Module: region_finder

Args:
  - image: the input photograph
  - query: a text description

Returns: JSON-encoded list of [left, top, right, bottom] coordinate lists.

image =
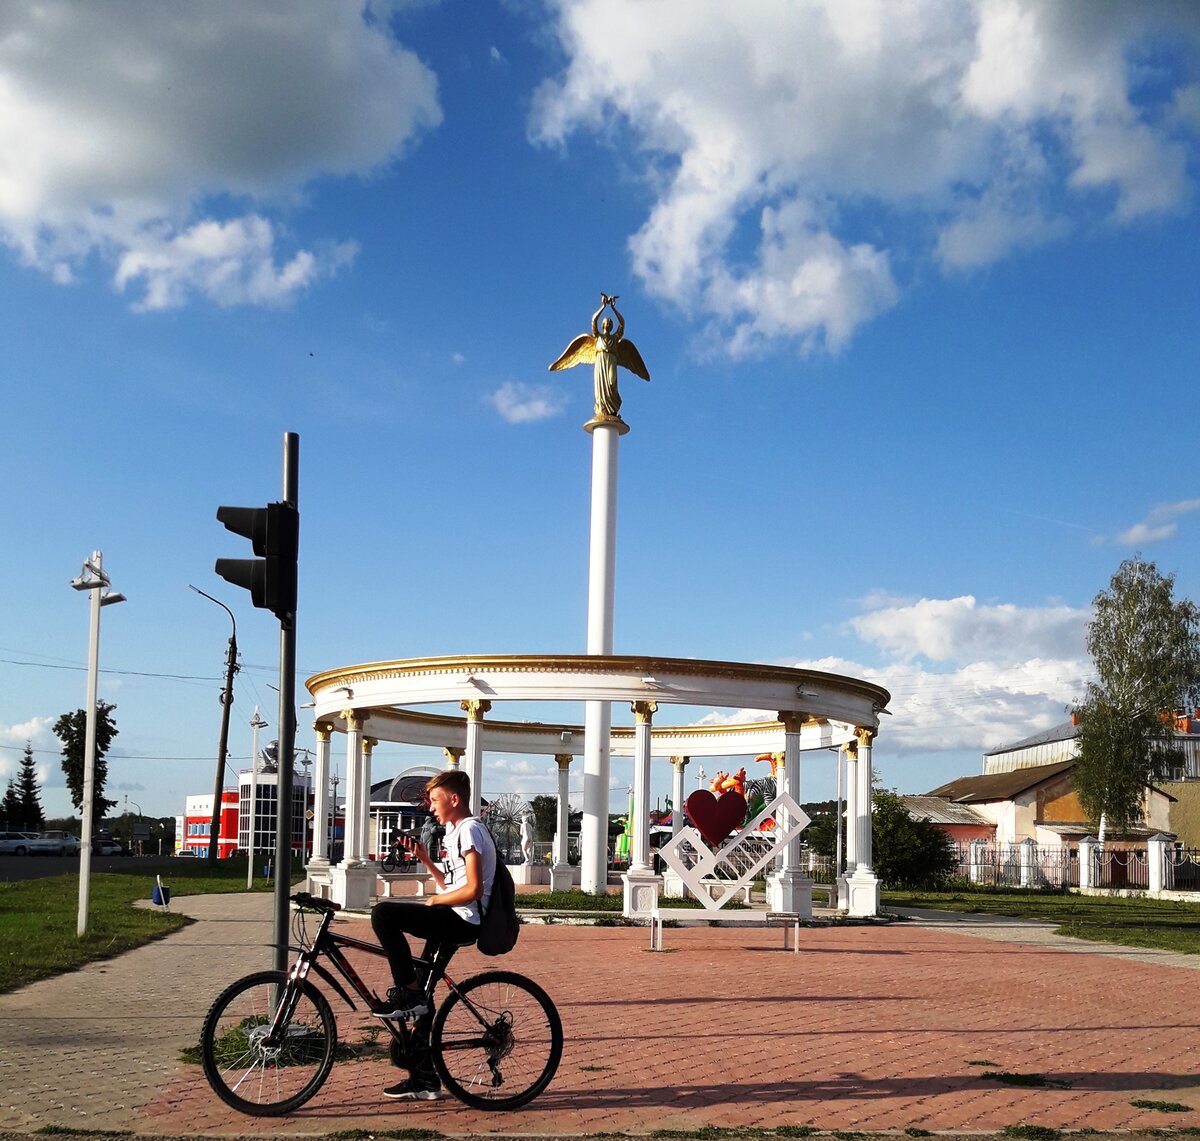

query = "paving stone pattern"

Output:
[[2, 893, 1199, 1135]]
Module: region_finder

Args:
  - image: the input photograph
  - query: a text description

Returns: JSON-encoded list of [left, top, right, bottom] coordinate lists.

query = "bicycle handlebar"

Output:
[[291, 891, 342, 914]]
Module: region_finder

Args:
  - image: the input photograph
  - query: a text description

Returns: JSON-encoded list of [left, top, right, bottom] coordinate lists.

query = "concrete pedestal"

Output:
[[330, 863, 376, 911], [305, 857, 333, 899], [510, 862, 549, 887], [836, 874, 850, 911], [622, 870, 662, 918], [661, 868, 689, 899], [549, 863, 574, 892], [767, 869, 814, 918], [845, 868, 880, 917]]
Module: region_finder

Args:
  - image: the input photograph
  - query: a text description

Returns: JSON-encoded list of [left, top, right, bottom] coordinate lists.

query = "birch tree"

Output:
[[1074, 558, 1200, 836]]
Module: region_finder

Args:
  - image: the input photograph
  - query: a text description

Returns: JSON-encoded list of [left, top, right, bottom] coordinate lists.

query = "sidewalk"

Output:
[[2, 893, 1200, 1136]]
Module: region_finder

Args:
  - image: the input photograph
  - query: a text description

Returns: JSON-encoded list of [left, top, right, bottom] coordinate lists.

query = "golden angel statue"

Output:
[[548, 294, 650, 419]]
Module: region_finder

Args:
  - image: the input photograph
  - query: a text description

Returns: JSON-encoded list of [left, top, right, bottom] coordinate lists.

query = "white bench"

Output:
[[648, 906, 804, 952], [376, 872, 429, 899]]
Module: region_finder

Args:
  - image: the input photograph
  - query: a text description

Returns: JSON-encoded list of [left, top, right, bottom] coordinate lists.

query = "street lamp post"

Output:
[[71, 551, 125, 938], [247, 706, 268, 890], [125, 795, 142, 854]]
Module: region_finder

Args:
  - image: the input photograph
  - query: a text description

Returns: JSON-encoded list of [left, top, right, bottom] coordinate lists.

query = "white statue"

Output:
[[520, 815, 535, 864]]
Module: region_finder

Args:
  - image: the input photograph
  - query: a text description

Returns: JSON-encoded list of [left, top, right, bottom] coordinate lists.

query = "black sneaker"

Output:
[[371, 987, 429, 1020], [383, 1077, 443, 1101]]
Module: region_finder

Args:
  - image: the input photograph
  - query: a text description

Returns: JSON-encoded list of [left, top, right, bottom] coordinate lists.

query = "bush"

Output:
[[872, 789, 956, 889]]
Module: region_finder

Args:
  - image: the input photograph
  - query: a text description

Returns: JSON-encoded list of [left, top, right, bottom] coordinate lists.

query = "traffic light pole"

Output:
[[273, 432, 299, 971]]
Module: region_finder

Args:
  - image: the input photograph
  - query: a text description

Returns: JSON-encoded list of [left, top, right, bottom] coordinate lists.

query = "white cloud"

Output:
[[849, 594, 1089, 663], [1111, 499, 1200, 546], [0, 1, 441, 308], [489, 381, 567, 424], [533, 0, 1200, 355]]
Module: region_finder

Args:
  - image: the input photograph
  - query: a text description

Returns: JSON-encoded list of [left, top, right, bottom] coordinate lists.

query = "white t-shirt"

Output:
[[441, 816, 497, 926]]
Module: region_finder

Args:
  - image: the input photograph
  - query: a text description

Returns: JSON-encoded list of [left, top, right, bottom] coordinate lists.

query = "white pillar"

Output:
[[460, 700, 490, 817], [361, 737, 377, 858], [846, 727, 880, 918], [341, 709, 365, 865], [551, 754, 574, 891], [308, 721, 333, 865], [1078, 835, 1099, 889], [443, 746, 463, 771], [838, 740, 859, 911], [329, 708, 374, 910], [769, 712, 812, 917], [1147, 833, 1171, 893], [670, 756, 688, 838], [622, 700, 661, 916], [581, 416, 626, 894], [1019, 836, 1037, 888], [969, 838, 987, 884]]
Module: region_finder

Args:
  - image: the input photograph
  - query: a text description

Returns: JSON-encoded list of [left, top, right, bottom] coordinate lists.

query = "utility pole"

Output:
[[191, 586, 239, 863]]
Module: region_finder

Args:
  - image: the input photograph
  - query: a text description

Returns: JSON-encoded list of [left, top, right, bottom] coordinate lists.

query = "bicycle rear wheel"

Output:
[[430, 970, 562, 1109], [200, 969, 337, 1116], [382, 850, 399, 872]]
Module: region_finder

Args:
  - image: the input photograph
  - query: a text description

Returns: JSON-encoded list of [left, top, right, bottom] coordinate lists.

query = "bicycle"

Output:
[[199, 891, 562, 1116], [381, 842, 417, 873]]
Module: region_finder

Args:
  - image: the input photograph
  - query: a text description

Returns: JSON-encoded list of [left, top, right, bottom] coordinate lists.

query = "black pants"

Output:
[[371, 901, 478, 990]]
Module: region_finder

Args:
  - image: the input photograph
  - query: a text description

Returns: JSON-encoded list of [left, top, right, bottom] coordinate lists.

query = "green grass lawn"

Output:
[[883, 887, 1200, 955], [0, 859, 273, 993]]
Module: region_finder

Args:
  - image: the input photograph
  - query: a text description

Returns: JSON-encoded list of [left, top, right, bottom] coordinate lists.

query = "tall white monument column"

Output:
[[461, 700, 490, 816], [846, 727, 880, 917], [623, 700, 661, 916], [551, 753, 574, 891], [768, 711, 813, 917], [580, 414, 627, 893], [331, 708, 374, 909]]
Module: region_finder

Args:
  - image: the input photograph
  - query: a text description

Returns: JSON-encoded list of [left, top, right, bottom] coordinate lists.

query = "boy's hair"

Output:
[[426, 768, 471, 804]]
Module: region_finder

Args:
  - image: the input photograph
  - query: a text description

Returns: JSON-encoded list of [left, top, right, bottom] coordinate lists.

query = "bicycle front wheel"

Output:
[[431, 970, 563, 1109], [382, 851, 399, 872], [200, 969, 337, 1116]]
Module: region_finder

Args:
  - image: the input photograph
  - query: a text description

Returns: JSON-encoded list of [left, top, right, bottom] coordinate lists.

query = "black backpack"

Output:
[[458, 829, 521, 956]]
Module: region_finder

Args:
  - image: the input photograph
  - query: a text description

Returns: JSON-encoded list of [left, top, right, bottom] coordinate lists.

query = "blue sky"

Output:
[[2, 0, 1199, 823]]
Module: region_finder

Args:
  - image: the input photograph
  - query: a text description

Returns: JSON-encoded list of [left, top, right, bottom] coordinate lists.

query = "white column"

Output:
[[443, 746, 463, 771], [1019, 836, 1037, 888], [308, 721, 333, 865], [629, 702, 656, 872], [768, 712, 812, 916], [846, 727, 880, 918], [1078, 835, 1098, 889], [670, 756, 688, 838], [1147, 833, 1171, 893], [329, 708, 374, 910], [581, 417, 626, 894], [361, 737, 377, 858], [622, 700, 661, 916], [550, 754, 574, 892], [341, 709, 365, 865], [461, 700, 490, 817], [838, 739, 858, 910]]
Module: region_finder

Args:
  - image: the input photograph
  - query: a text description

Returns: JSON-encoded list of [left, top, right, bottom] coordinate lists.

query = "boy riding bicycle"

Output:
[[370, 769, 497, 1100]]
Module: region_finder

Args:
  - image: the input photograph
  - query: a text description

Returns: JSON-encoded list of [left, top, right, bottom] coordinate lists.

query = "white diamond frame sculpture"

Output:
[[658, 792, 810, 911]]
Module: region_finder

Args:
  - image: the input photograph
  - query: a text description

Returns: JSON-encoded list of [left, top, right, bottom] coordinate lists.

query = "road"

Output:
[[0, 853, 180, 882]]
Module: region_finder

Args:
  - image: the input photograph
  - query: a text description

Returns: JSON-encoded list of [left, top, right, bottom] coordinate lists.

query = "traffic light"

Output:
[[215, 501, 299, 623]]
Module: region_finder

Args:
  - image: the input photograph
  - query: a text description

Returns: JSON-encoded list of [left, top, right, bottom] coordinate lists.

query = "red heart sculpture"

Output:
[[685, 790, 748, 847]]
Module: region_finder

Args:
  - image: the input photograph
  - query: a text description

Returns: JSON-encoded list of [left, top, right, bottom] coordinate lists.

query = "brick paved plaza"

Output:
[[1, 893, 1198, 1136]]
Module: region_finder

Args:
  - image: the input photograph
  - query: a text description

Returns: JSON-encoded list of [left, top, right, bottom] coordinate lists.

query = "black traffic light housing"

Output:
[[215, 501, 299, 623]]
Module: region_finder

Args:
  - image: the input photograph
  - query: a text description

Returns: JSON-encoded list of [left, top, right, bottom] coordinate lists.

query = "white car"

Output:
[[0, 831, 40, 855], [28, 831, 82, 856]]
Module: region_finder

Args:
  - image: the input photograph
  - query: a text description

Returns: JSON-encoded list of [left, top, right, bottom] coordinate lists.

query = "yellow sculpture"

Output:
[[549, 294, 650, 420]]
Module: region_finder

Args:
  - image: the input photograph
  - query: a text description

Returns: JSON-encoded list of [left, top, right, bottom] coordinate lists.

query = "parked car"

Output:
[[28, 831, 82, 856], [92, 837, 129, 856], [0, 831, 40, 855], [173, 848, 198, 858]]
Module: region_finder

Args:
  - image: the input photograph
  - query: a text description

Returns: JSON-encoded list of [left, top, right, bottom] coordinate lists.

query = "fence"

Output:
[[952, 842, 1078, 888]]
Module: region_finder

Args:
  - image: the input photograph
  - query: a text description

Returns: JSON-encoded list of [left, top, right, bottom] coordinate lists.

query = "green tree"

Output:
[[530, 794, 560, 843], [15, 742, 45, 830], [53, 702, 119, 817], [871, 789, 956, 889], [1074, 558, 1200, 836], [1, 781, 20, 827]]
